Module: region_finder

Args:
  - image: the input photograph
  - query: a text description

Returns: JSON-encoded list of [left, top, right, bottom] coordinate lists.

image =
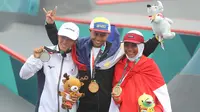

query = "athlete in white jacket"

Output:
[[20, 22, 79, 112]]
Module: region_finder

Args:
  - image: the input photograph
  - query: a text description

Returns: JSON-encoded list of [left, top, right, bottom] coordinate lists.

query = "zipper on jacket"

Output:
[[57, 57, 65, 112]]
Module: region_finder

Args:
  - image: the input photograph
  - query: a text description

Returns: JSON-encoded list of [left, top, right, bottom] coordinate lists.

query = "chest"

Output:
[[43, 54, 78, 82]]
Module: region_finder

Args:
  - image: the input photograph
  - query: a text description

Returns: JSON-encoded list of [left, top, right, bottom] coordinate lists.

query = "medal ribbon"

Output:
[[90, 43, 106, 80], [117, 58, 140, 86]]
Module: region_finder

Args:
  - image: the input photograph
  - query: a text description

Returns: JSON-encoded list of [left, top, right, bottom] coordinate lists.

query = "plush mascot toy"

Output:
[[138, 93, 155, 112], [147, 0, 175, 50], [60, 73, 84, 109]]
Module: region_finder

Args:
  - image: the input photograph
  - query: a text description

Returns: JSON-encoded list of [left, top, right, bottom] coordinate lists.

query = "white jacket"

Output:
[[19, 46, 78, 112]]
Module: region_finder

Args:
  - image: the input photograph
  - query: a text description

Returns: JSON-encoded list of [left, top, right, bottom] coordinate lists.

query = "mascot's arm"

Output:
[[165, 17, 173, 24]]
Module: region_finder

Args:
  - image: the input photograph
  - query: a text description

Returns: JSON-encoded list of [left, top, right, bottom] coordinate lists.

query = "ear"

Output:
[[63, 73, 69, 80], [62, 79, 66, 84], [63, 73, 68, 78], [66, 76, 69, 80], [157, 1, 163, 7], [157, 1, 164, 11]]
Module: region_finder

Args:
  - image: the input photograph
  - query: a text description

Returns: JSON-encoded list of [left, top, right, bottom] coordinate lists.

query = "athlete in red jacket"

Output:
[[109, 30, 172, 112]]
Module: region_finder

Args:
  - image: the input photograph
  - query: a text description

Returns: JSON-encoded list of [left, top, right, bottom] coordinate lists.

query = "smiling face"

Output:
[[124, 42, 138, 58], [138, 93, 155, 108], [90, 30, 109, 47], [142, 98, 154, 108], [58, 35, 76, 52]]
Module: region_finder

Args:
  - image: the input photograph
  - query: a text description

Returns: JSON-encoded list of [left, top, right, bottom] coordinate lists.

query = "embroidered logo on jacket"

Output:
[[48, 65, 55, 69]]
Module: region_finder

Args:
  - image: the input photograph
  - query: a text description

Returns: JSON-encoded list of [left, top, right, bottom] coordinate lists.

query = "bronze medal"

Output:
[[88, 80, 99, 93], [112, 85, 122, 96]]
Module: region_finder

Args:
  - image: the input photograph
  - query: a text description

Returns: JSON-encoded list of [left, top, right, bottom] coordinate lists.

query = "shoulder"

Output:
[[139, 56, 157, 68], [145, 57, 155, 64], [77, 37, 90, 44], [76, 37, 90, 48], [116, 55, 127, 65], [140, 57, 160, 72]]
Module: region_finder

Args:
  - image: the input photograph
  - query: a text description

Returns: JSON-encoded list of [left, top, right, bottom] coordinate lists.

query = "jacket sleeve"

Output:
[[19, 55, 43, 80], [45, 22, 58, 45], [143, 37, 159, 57]]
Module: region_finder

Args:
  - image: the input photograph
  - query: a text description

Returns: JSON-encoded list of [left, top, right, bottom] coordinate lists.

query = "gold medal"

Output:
[[112, 85, 122, 96], [88, 80, 99, 93]]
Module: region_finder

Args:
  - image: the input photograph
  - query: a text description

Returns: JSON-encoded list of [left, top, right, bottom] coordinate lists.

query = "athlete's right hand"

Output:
[[33, 46, 44, 58]]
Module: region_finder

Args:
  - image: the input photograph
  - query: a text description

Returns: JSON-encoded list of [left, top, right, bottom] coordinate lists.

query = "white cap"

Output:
[[58, 22, 79, 40]]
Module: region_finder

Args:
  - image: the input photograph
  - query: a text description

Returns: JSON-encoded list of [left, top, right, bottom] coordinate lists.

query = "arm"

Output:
[[45, 22, 58, 45], [165, 17, 173, 24], [112, 65, 123, 104], [143, 37, 159, 57], [19, 55, 43, 80], [43, 6, 58, 45]]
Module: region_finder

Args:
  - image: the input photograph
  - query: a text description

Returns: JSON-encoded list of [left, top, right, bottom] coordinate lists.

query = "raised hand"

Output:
[[33, 46, 44, 58], [43, 6, 57, 24]]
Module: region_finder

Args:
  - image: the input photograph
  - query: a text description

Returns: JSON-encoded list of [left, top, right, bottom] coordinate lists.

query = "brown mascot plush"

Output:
[[60, 73, 84, 109]]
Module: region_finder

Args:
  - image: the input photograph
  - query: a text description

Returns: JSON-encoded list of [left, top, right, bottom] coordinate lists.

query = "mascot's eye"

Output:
[[142, 100, 143, 102], [71, 86, 78, 92]]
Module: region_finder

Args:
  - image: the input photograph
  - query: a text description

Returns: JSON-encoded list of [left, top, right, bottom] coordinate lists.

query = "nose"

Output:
[[126, 45, 133, 51], [62, 39, 68, 44], [147, 4, 151, 7], [94, 36, 102, 41]]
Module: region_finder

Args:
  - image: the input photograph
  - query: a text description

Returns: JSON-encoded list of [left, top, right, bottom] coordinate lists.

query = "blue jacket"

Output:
[[75, 25, 121, 70]]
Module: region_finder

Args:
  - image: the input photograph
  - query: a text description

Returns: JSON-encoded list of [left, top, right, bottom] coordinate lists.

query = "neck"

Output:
[[92, 43, 102, 48], [91, 41, 106, 48], [58, 47, 71, 53], [93, 46, 101, 48]]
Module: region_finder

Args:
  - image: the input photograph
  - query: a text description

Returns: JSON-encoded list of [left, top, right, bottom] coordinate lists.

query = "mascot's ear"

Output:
[[157, 1, 164, 12], [62, 79, 66, 84], [63, 73, 69, 80]]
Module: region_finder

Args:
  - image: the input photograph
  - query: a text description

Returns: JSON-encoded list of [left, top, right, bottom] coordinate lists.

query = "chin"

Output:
[[93, 43, 102, 47], [127, 55, 136, 58], [60, 47, 68, 51], [95, 45, 101, 47]]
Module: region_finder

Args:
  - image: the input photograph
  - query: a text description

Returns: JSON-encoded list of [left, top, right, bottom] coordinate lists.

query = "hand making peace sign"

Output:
[[43, 6, 57, 24]]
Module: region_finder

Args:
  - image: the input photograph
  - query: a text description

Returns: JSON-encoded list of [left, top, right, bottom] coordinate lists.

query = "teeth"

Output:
[[96, 42, 101, 44]]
